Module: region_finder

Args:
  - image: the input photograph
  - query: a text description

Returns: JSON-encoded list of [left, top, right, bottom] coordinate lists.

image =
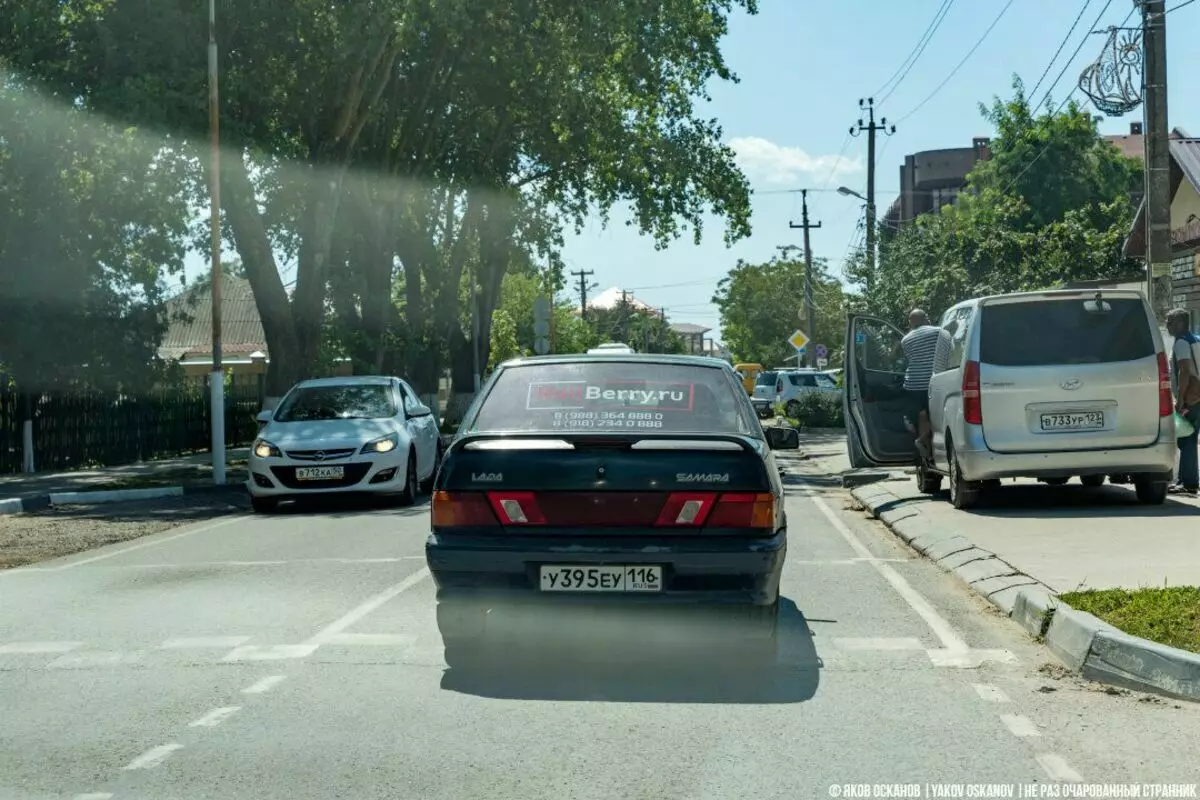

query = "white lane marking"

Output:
[[123, 743, 183, 770], [927, 648, 1017, 668], [833, 637, 924, 651], [323, 633, 418, 647], [47, 516, 248, 570], [188, 706, 242, 728], [0, 641, 82, 654], [806, 492, 970, 651], [1036, 753, 1084, 782], [161, 636, 251, 649], [1000, 714, 1041, 737], [304, 567, 430, 646], [972, 683, 1011, 703], [242, 674, 287, 694], [73, 793, 114, 800], [48, 651, 144, 669], [223, 644, 316, 662]]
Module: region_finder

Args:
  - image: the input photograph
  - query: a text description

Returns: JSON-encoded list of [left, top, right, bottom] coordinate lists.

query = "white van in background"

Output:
[[844, 290, 1175, 509]]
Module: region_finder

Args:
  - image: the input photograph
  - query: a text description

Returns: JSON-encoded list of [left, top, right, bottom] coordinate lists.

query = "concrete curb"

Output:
[[850, 483, 1200, 702], [49, 486, 185, 506], [0, 497, 24, 515]]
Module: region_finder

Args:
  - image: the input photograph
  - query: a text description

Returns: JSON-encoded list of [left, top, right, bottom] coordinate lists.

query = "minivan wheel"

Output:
[[1042, 477, 1070, 486], [785, 400, 802, 418], [916, 463, 943, 494], [947, 444, 980, 510], [1080, 475, 1105, 488], [397, 451, 418, 506], [1135, 479, 1168, 505]]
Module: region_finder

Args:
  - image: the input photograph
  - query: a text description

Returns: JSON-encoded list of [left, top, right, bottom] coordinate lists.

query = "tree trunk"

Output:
[[221, 150, 300, 400], [293, 171, 347, 378]]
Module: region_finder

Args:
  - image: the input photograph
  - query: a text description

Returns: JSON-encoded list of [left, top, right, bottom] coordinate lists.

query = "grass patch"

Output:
[[1060, 586, 1200, 654]]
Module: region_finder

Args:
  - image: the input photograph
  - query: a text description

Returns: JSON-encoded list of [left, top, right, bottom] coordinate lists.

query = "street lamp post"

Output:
[[208, 0, 226, 485]]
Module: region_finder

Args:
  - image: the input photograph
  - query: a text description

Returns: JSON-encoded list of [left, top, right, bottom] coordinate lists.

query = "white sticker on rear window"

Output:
[[526, 381, 694, 412]]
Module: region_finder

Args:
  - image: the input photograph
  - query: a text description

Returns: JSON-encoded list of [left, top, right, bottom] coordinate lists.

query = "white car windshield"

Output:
[[274, 385, 396, 422]]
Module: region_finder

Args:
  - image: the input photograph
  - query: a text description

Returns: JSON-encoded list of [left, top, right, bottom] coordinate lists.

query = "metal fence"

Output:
[[0, 385, 262, 474]]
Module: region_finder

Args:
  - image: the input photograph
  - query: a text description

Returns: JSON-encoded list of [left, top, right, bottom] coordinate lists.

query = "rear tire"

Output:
[[916, 463, 943, 494], [1080, 475, 1106, 488], [419, 441, 443, 494], [1135, 479, 1168, 505], [785, 400, 801, 418], [250, 496, 278, 514], [947, 443, 980, 510], [1042, 477, 1070, 486]]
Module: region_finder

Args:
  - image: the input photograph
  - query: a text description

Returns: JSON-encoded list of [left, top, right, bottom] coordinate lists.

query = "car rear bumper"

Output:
[[956, 421, 1176, 481], [425, 530, 786, 606]]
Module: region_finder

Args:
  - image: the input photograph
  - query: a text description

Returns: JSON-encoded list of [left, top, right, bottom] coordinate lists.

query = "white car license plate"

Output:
[[295, 466, 345, 481], [539, 565, 663, 593], [1040, 411, 1104, 431]]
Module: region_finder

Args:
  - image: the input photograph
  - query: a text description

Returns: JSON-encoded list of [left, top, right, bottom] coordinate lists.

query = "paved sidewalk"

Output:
[[809, 432, 1200, 593], [0, 449, 250, 504]]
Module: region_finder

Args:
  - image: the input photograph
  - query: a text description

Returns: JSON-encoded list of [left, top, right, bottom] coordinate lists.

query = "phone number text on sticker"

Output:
[[527, 381, 694, 411]]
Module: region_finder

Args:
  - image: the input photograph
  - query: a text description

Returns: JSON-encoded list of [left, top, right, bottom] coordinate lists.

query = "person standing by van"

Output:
[[900, 309, 949, 460], [1167, 308, 1200, 495]]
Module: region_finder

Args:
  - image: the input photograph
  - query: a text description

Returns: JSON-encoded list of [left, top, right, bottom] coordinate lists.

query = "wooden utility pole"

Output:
[[571, 269, 595, 322], [1141, 0, 1171, 320], [789, 189, 822, 367], [849, 98, 895, 297]]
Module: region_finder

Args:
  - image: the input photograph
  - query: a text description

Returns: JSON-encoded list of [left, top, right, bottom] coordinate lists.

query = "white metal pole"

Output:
[[208, 0, 226, 485]]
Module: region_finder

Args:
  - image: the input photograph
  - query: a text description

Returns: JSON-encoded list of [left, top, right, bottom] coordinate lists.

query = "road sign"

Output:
[[533, 296, 552, 355], [815, 343, 828, 359], [534, 336, 550, 355], [787, 329, 810, 351], [817, 357, 828, 369]]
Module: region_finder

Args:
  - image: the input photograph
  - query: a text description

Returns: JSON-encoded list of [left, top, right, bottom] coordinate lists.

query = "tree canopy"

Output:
[[850, 80, 1142, 327]]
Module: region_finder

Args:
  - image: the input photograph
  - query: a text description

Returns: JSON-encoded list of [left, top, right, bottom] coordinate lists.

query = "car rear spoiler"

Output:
[[447, 431, 759, 455]]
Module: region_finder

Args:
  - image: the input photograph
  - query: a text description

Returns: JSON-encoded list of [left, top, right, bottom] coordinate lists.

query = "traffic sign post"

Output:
[[815, 343, 828, 360], [533, 297, 551, 355]]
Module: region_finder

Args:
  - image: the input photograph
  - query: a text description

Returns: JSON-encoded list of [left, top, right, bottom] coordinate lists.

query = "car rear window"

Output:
[[755, 371, 777, 386], [469, 362, 757, 435], [979, 298, 1155, 367], [274, 384, 396, 421], [788, 373, 817, 387]]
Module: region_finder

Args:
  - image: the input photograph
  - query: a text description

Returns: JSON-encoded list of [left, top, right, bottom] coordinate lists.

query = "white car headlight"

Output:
[[361, 434, 399, 454], [254, 439, 282, 459]]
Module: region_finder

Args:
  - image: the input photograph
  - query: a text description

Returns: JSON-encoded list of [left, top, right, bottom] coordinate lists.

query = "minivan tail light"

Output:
[[431, 491, 498, 527], [776, 379, 783, 393], [963, 360, 982, 425], [707, 493, 775, 529], [485, 491, 547, 525], [1158, 352, 1172, 417]]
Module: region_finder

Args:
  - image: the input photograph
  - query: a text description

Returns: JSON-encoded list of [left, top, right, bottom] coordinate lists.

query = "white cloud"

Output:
[[728, 136, 862, 186]]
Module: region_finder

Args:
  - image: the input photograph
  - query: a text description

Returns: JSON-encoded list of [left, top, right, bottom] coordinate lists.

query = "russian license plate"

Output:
[[1039, 411, 1104, 431], [539, 565, 663, 593], [295, 465, 345, 481]]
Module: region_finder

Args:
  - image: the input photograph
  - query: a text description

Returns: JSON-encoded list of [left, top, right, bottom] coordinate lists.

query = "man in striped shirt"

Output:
[[900, 309, 951, 458]]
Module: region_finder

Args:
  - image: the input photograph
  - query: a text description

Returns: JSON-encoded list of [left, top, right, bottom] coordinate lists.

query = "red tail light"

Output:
[[776, 379, 783, 393], [654, 492, 717, 527], [707, 493, 775, 529], [1158, 351, 1172, 417], [431, 491, 498, 527], [963, 360, 982, 425], [485, 491, 547, 525]]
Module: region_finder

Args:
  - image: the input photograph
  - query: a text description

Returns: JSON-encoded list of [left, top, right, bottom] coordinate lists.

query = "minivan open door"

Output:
[[844, 314, 917, 467]]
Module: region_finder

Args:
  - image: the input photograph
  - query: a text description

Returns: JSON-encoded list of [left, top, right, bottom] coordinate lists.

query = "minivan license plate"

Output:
[[1040, 412, 1104, 431], [539, 565, 663, 593], [295, 466, 345, 481]]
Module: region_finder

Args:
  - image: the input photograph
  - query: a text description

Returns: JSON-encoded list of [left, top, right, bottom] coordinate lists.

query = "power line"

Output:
[[1167, 0, 1197, 11], [1034, 0, 1115, 110], [895, 0, 1017, 125], [817, 132, 854, 191], [876, 0, 957, 104], [1029, 0, 1093, 100]]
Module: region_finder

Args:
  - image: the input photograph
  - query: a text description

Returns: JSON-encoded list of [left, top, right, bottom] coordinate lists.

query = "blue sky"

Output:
[[559, 0, 1200, 347]]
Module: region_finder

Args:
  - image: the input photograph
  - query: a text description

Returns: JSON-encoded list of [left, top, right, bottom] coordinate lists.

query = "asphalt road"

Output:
[[2, 459, 1199, 800]]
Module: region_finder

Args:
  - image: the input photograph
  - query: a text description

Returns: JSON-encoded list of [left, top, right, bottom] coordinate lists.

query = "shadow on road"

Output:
[[954, 483, 1200, 519], [439, 597, 821, 704], [268, 494, 432, 519], [17, 491, 249, 524]]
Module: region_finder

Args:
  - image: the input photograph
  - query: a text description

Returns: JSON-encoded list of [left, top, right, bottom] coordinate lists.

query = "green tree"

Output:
[[853, 80, 1140, 325], [714, 247, 847, 366]]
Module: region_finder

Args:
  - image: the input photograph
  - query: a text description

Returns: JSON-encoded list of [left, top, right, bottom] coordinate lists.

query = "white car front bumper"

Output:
[[246, 446, 409, 498]]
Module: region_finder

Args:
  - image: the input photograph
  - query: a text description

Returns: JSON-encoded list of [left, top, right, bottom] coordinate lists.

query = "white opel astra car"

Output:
[[247, 376, 442, 513]]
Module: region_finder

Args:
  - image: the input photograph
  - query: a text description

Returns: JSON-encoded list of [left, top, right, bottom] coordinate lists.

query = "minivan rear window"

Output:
[[755, 371, 777, 386], [469, 362, 756, 435], [979, 298, 1155, 367]]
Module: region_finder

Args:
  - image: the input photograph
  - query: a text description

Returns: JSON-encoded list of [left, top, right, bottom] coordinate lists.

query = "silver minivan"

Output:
[[844, 290, 1175, 509]]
